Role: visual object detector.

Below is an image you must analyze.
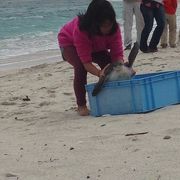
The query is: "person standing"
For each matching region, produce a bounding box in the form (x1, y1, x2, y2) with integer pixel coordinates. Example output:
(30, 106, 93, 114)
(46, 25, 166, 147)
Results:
(161, 0, 177, 48)
(123, 0, 144, 50)
(140, 0, 165, 53)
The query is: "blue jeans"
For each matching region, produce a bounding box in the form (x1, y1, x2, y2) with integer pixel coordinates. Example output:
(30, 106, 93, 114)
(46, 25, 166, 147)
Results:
(140, 2, 165, 51)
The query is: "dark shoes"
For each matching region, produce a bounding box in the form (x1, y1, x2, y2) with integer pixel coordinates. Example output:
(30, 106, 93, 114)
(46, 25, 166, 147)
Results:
(149, 48, 158, 53)
(140, 49, 150, 53)
(161, 43, 167, 48)
(124, 44, 131, 50)
(140, 47, 158, 53)
(161, 44, 176, 48)
(170, 44, 176, 48)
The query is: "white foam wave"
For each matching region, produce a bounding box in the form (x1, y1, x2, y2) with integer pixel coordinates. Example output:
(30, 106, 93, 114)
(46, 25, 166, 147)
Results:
(0, 15, 44, 21)
(0, 31, 59, 60)
(0, 17, 17, 20)
(23, 15, 44, 19)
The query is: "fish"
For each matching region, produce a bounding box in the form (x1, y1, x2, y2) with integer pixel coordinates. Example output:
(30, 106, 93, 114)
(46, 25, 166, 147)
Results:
(92, 42, 139, 96)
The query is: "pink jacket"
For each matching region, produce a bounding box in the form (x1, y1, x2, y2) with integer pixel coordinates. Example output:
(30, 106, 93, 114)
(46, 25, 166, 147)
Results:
(58, 17, 124, 63)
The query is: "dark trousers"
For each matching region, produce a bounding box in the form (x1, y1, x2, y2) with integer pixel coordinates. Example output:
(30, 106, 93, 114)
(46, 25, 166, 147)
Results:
(140, 2, 165, 51)
(62, 46, 111, 106)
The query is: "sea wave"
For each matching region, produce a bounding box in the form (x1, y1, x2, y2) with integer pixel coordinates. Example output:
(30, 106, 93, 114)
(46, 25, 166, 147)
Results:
(24, 15, 44, 19)
(0, 15, 44, 20)
(0, 31, 58, 60)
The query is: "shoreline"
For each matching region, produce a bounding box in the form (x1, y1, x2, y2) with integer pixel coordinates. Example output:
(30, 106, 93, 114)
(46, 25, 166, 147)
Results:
(0, 49, 62, 71)
(1, 43, 180, 73)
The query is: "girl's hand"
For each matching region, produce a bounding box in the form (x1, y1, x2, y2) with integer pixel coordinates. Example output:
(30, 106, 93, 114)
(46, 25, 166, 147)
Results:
(99, 63, 110, 77)
(129, 67, 136, 76)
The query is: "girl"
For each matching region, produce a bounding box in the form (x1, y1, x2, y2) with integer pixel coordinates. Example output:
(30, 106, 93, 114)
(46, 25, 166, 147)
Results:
(58, 0, 125, 116)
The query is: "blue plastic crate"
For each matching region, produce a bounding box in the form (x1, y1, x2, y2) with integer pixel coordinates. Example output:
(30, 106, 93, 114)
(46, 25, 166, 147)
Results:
(85, 71, 180, 116)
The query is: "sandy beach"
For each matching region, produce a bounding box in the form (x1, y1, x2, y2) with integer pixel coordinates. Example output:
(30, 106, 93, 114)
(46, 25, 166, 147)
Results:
(0, 44, 180, 180)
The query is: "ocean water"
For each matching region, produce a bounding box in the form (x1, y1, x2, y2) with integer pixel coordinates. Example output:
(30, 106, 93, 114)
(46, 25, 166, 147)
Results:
(0, 0, 123, 60)
(0, 0, 179, 62)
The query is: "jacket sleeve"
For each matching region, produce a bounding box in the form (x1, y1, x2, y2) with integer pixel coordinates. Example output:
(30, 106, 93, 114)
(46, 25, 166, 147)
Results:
(73, 26, 92, 63)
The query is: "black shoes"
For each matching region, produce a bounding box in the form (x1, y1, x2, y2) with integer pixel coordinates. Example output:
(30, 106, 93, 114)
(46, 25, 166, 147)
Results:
(161, 43, 167, 48)
(149, 48, 158, 53)
(140, 49, 150, 53)
(161, 44, 176, 48)
(140, 47, 158, 53)
(170, 44, 176, 48)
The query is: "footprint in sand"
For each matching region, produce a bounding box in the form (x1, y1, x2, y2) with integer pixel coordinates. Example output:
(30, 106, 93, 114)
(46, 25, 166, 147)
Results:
(31, 64, 48, 70)
(141, 62, 153, 66)
(37, 76, 43, 80)
(63, 92, 73, 96)
(9, 96, 19, 101)
(149, 57, 162, 61)
(5, 173, 19, 179)
(69, 76, 73, 80)
(157, 63, 167, 67)
(39, 101, 57, 107)
(1, 101, 16, 106)
(56, 66, 62, 69)
(47, 89, 56, 94)
(37, 73, 53, 80)
(49, 94, 56, 98)
(39, 101, 51, 106)
(61, 66, 73, 73)
(44, 73, 52, 77)
(39, 86, 47, 90)
(47, 89, 57, 98)
(65, 106, 77, 112)
(155, 69, 164, 72)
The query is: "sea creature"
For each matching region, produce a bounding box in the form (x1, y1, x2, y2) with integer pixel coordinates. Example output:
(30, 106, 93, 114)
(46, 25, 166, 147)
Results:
(92, 42, 139, 96)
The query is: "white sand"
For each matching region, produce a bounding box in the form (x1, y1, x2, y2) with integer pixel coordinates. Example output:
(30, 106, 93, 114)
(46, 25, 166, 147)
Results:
(0, 45, 180, 180)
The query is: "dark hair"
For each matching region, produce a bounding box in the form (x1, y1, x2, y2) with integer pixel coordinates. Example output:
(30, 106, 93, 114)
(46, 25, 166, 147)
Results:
(78, 0, 118, 36)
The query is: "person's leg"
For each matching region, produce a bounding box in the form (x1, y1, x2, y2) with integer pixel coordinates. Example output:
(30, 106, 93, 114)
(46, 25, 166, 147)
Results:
(160, 13, 168, 48)
(140, 4, 154, 52)
(134, 2, 144, 45)
(149, 4, 165, 50)
(62, 46, 89, 116)
(123, 1, 134, 49)
(168, 14, 177, 47)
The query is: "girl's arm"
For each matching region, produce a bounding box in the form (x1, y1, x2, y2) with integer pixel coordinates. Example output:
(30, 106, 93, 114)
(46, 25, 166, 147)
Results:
(83, 63, 102, 77)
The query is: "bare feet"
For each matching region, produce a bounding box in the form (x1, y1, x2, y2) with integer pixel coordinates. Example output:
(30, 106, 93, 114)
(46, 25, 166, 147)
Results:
(77, 105, 90, 116)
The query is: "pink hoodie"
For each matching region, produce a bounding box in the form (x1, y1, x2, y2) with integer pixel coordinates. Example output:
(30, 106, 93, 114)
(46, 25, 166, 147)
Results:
(58, 17, 124, 63)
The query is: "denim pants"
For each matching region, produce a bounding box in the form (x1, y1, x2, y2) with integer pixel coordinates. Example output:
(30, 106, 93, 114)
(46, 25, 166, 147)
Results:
(140, 2, 165, 51)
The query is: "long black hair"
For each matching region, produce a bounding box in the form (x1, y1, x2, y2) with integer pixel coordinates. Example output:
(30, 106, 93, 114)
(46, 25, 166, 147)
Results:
(78, 0, 118, 36)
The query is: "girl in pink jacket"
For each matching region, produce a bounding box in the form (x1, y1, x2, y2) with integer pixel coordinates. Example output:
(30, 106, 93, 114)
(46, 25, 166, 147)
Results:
(58, 0, 124, 116)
